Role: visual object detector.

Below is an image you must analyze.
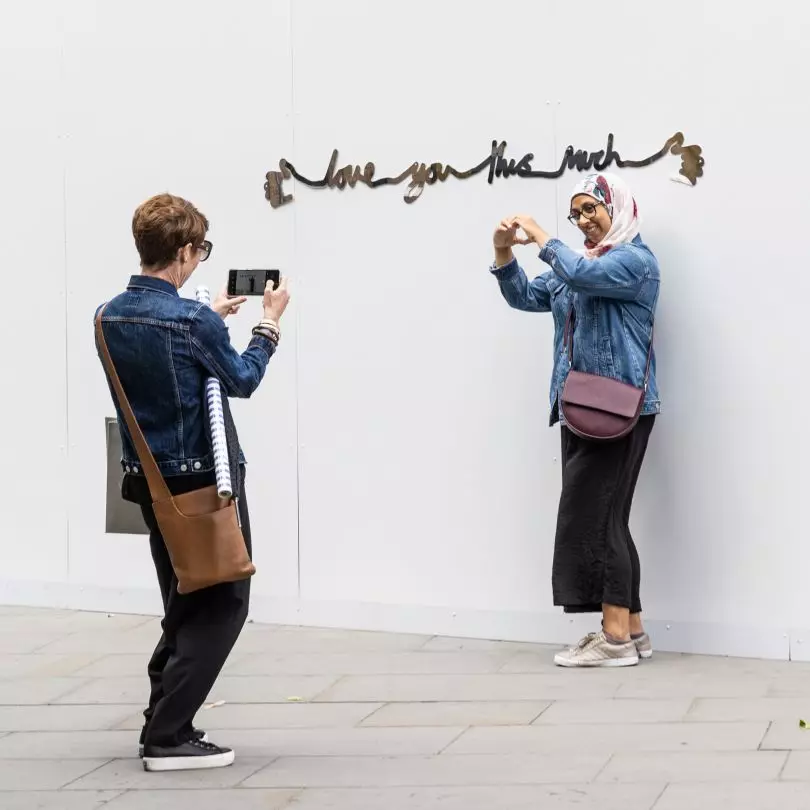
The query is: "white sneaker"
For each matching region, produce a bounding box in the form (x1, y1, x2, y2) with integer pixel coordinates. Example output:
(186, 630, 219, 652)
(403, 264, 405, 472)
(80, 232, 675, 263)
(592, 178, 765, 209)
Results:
(634, 632, 653, 660)
(554, 631, 639, 668)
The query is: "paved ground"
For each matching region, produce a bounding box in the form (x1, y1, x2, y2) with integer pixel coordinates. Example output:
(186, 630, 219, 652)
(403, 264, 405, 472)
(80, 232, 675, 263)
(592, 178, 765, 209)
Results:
(2, 608, 810, 809)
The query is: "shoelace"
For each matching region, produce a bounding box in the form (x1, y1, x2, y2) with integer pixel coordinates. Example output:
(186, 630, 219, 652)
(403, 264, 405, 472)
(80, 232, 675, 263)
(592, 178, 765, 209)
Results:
(567, 632, 599, 651)
(189, 738, 222, 754)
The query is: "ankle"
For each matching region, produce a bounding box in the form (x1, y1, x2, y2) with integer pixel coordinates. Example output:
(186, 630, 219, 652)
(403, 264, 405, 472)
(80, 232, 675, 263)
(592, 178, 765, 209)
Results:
(604, 630, 631, 644)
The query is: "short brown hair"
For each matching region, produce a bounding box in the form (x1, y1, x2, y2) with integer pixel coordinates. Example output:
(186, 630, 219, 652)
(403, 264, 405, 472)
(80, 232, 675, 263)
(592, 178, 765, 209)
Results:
(132, 193, 209, 268)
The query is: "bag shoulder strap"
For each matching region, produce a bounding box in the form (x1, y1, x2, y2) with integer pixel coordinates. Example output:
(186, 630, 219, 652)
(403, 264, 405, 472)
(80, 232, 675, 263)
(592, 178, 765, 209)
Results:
(95, 306, 171, 502)
(565, 305, 655, 389)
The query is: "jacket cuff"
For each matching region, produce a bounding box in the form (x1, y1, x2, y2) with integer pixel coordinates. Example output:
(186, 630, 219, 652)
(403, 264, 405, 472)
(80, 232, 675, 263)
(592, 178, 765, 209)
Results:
(249, 333, 277, 361)
(538, 238, 563, 264)
(490, 256, 520, 279)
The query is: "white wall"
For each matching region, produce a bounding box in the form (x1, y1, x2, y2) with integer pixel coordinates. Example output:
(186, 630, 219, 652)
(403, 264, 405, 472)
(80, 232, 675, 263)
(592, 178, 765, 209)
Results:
(1, 0, 808, 660)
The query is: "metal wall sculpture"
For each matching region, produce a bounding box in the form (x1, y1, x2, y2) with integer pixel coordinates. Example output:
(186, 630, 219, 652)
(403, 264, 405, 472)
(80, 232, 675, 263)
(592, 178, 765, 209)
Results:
(264, 132, 704, 209)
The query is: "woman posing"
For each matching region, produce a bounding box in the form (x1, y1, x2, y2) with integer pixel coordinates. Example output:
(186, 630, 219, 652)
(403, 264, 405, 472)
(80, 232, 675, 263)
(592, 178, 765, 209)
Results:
(490, 173, 659, 668)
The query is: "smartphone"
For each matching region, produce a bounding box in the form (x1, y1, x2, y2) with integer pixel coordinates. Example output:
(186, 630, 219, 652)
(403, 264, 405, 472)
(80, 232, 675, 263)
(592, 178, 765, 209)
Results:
(227, 269, 280, 296)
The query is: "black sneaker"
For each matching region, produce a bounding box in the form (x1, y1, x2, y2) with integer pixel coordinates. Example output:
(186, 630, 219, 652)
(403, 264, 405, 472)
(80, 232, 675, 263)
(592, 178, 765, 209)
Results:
(138, 727, 207, 758)
(142, 738, 234, 772)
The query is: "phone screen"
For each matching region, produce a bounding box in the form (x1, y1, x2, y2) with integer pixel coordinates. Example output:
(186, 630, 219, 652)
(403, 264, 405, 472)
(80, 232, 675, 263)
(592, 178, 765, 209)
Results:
(228, 269, 280, 296)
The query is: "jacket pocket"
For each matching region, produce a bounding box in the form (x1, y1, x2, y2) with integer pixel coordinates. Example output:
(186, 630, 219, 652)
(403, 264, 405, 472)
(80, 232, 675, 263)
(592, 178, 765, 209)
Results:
(598, 335, 616, 377)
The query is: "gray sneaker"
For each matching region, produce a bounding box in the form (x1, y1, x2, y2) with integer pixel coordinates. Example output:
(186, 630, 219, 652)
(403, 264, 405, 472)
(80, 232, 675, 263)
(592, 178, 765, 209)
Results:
(554, 631, 639, 668)
(634, 633, 653, 660)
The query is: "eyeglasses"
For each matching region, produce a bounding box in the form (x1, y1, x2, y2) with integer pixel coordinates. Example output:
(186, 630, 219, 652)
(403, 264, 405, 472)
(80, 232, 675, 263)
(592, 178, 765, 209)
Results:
(567, 202, 604, 226)
(197, 240, 213, 262)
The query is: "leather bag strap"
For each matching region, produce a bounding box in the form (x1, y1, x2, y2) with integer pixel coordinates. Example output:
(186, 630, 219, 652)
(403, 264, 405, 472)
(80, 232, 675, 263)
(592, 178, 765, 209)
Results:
(94, 306, 171, 502)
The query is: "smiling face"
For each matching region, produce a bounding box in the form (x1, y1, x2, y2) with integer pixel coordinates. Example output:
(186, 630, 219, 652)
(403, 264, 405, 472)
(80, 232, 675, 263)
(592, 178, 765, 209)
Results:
(569, 193, 613, 245)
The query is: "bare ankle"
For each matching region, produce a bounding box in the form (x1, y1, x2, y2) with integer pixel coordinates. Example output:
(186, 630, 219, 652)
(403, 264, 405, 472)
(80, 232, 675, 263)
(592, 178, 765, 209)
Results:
(629, 613, 644, 637)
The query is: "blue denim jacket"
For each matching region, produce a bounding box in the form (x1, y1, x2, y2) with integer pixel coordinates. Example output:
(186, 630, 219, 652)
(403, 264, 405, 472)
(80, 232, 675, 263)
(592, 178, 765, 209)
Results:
(95, 275, 276, 477)
(491, 234, 660, 426)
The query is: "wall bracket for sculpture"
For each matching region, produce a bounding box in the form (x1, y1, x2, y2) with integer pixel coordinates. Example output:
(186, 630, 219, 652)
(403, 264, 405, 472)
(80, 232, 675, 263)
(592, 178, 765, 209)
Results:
(264, 132, 704, 208)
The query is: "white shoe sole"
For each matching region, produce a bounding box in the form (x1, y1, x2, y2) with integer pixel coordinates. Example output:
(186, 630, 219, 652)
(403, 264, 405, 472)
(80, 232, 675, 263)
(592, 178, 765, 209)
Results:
(554, 653, 639, 668)
(143, 749, 234, 772)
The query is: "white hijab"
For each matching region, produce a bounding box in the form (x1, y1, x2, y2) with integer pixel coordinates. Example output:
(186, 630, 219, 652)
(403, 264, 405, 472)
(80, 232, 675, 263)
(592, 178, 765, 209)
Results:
(570, 172, 640, 258)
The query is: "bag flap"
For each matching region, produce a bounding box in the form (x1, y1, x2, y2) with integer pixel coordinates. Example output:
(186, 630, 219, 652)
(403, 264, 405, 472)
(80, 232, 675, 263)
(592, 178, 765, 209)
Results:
(562, 371, 644, 419)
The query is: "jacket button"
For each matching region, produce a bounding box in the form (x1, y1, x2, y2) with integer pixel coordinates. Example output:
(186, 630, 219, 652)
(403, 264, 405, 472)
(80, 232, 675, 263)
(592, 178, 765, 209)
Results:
(180, 464, 188, 472)
(125, 465, 131, 473)
(132, 466, 139, 474)
(193, 461, 202, 470)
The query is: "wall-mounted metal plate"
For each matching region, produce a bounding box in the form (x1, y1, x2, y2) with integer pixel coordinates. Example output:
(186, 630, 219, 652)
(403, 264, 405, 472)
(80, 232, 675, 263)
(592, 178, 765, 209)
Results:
(105, 417, 148, 535)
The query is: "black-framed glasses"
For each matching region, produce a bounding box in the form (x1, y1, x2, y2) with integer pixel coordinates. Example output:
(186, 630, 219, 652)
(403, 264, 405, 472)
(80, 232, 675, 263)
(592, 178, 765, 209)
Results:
(197, 240, 213, 262)
(567, 202, 604, 226)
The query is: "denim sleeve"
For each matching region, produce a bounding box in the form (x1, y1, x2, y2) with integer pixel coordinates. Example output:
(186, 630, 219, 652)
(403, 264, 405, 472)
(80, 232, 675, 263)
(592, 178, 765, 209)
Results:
(539, 239, 649, 300)
(490, 257, 552, 313)
(188, 305, 276, 398)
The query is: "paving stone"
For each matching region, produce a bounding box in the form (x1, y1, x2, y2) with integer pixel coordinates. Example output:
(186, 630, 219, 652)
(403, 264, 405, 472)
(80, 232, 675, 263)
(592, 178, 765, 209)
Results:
(225, 651, 510, 676)
(255, 627, 431, 654)
(655, 783, 810, 810)
(315, 674, 620, 703)
(361, 701, 549, 727)
(535, 699, 692, 724)
(0, 759, 110, 790)
(104, 788, 301, 809)
(193, 727, 465, 757)
(598, 751, 787, 783)
(282, 784, 664, 810)
(71, 655, 150, 678)
(780, 751, 810, 780)
(614, 674, 771, 699)
(445, 722, 769, 755)
(419, 637, 554, 654)
(0, 633, 70, 655)
(756, 720, 810, 750)
(0, 678, 89, 706)
(3, 608, 810, 807)
(244, 753, 610, 788)
(0, 653, 102, 678)
(0, 731, 137, 759)
(53, 675, 338, 705)
(0, 791, 122, 809)
(688, 697, 810, 722)
(0, 705, 138, 732)
(115, 702, 382, 731)
(0, 613, 152, 634)
(50, 678, 146, 706)
(64, 757, 272, 790)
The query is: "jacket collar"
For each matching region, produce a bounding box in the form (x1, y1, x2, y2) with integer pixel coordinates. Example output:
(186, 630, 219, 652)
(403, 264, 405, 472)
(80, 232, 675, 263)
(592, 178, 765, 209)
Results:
(126, 275, 179, 297)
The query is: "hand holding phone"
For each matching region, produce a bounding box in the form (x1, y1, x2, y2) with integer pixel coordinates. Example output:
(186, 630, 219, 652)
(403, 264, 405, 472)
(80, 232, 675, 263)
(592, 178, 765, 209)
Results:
(228, 268, 280, 296)
(263, 274, 290, 323)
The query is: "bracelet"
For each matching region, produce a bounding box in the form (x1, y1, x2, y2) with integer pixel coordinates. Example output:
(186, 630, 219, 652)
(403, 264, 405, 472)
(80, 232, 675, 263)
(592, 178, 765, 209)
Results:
(260, 318, 279, 331)
(252, 326, 279, 344)
(259, 326, 280, 339)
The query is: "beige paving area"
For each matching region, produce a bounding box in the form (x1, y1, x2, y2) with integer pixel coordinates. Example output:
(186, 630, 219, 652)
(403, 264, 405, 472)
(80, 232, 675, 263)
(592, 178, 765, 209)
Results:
(1, 606, 810, 808)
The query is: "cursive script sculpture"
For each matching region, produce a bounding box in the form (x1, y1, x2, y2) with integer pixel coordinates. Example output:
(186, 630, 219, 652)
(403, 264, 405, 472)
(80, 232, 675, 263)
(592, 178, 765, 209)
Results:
(264, 132, 704, 209)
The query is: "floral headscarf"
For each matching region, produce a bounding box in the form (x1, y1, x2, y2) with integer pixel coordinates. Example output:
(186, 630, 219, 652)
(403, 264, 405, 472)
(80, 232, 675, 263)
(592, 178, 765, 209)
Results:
(570, 172, 640, 258)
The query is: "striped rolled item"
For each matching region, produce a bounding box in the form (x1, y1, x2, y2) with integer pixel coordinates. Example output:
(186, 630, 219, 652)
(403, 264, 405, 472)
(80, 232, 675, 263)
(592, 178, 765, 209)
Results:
(195, 285, 233, 499)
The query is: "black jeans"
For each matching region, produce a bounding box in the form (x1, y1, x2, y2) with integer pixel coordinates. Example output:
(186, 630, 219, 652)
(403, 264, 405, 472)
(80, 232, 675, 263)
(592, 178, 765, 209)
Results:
(123, 469, 252, 748)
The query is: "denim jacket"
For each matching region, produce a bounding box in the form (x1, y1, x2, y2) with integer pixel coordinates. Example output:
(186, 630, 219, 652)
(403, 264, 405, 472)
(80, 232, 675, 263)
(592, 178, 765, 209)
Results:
(95, 275, 276, 477)
(491, 234, 660, 426)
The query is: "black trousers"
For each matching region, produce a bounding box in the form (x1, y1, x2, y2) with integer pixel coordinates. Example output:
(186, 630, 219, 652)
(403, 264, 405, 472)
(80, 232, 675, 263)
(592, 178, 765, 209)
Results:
(552, 417, 655, 614)
(123, 469, 252, 748)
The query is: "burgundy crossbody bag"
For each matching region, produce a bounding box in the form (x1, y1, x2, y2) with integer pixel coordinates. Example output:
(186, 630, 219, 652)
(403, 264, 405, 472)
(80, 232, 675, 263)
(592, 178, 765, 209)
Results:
(560, 307, 654, 442)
